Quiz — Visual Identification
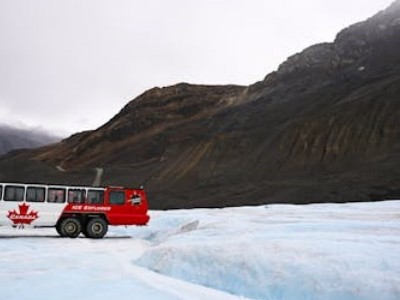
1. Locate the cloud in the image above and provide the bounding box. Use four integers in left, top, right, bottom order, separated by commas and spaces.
0, 0, 394, 135
0, 123, 61, 155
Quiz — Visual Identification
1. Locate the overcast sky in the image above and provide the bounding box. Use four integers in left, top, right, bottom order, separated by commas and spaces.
0, 0, 394, 136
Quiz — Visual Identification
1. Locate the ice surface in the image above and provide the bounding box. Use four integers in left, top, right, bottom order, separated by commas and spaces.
1, 200, 400, 300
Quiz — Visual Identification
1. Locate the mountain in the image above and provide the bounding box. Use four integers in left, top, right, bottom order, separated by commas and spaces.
1, 1, 400, 209
0, 125, 60, 155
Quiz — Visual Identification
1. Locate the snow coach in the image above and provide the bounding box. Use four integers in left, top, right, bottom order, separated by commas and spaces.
0, 182, 150, 238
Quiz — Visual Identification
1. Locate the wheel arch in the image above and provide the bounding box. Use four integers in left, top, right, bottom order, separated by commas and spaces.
57, 213, 109, 227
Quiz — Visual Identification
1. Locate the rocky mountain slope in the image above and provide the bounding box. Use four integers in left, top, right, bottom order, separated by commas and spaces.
0, 125, 59, 155
1, 1, 400, 209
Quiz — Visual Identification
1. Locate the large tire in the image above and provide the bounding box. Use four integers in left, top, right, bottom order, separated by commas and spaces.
85, 218, 108, 239
60, 218, 82, 238
55, 223, 66, 237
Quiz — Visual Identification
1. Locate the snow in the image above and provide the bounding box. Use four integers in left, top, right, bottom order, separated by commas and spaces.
1, 200, 400, 300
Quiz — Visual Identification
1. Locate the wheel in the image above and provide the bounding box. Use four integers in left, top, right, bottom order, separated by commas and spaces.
60, 218, 82, 238
85, 218, 108, 239
81, 226, 92, 238
55, 223, 66, 237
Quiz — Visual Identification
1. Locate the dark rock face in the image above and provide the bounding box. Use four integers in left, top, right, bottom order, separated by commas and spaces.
0, 125, 59, 155
1, 1, 400, 209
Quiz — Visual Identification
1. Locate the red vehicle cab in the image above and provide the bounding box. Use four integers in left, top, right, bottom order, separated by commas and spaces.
0, 183, 150, 239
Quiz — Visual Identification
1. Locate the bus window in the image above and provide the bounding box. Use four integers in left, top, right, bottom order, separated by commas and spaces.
4, 185, 25, 202
109, 191, 125, 205
0, 185, 2, 200
87, 190, 104, 204
68, 189, 86, 204
26, 187, 45, 202
48, 188, 66, 203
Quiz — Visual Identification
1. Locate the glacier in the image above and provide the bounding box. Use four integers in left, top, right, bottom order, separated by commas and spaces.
0, 200, 399, 300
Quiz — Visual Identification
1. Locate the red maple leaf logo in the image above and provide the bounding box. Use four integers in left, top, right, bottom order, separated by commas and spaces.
7, 203, 39, 225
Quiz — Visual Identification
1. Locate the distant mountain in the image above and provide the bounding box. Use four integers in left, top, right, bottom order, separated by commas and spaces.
0, 125, 59, 155
1, 1, 400, 208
